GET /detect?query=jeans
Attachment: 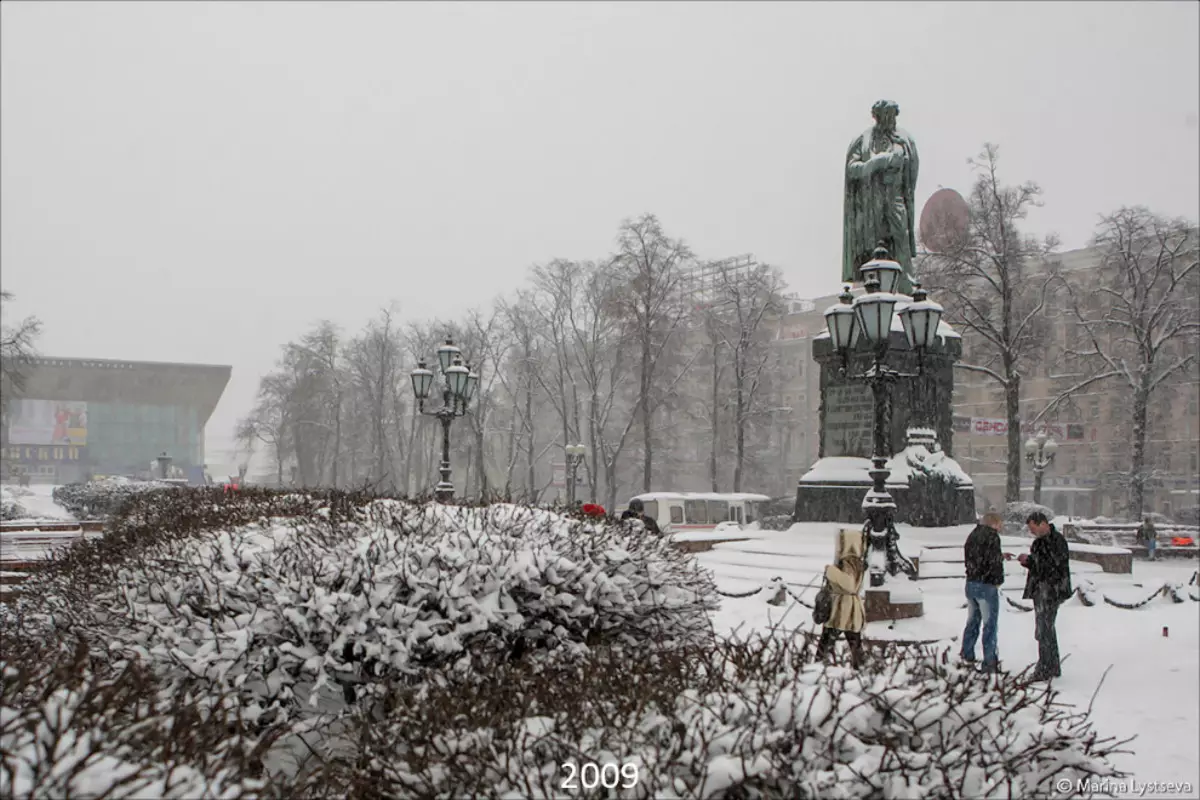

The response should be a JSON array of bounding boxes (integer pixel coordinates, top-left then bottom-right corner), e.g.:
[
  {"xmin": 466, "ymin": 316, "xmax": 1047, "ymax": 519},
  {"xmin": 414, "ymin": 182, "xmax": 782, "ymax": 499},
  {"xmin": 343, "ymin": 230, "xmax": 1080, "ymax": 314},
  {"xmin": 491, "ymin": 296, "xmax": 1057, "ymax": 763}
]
[
  {"xmin": 961, "ymin": 581, "xmax": 1000, "ymax": 665},
  {"xmin": 817, "ymin": 627, "xmax": 865, "ymax": 668},
  {"xmin": 1147, "ymin": 538, "xmax": 1157, "ymax": 560},
  {"xmin": 1033, "ymin": 591, "xmax": 1062, "ymax": 676}
]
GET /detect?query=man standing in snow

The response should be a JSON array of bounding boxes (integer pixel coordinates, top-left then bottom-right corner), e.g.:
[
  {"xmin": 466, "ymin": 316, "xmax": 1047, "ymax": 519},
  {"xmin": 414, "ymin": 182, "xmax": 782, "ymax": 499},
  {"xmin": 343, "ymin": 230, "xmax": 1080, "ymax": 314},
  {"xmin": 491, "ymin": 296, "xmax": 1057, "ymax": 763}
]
[
  {"xmin": 1018, "ymin": 511, "xmax": 1073, "ymax": 681},
  {"xmin": 961, "ymin": 512, "xmax": 1007, "ymax": 672},
  {"xmin": 1138, "ymin": 516, "xmax": 1158, "ymax": 561}
]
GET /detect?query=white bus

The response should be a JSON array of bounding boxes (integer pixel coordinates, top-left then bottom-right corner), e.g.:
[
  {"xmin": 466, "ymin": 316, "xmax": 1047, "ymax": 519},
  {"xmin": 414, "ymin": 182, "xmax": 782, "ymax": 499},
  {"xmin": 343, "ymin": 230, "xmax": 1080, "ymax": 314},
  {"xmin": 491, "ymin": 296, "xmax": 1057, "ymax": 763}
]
[{"xmin": 627, "ymin": 492, "xmax": 771, "ymax": 534}]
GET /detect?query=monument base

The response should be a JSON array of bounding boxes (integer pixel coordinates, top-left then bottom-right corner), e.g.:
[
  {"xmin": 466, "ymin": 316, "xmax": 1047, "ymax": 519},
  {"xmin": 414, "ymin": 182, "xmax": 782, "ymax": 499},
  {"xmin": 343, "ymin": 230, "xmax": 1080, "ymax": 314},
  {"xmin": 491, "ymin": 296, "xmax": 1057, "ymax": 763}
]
[
  {"xmin": 795, "ymin": 482, "xmax": 975, "ymax": 525},
  {"xmin": 865, "ymin": 586, "xmax": 924, "ymax": 623}
]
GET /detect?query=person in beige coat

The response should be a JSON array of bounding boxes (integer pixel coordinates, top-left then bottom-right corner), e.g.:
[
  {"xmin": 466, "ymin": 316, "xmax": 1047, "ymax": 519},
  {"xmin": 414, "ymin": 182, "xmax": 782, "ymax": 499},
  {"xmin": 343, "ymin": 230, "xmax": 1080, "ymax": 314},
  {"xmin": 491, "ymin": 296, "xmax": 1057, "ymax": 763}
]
[{"xmin": 815, "ymin": 527, "xmax": 867, "ymax": 667}]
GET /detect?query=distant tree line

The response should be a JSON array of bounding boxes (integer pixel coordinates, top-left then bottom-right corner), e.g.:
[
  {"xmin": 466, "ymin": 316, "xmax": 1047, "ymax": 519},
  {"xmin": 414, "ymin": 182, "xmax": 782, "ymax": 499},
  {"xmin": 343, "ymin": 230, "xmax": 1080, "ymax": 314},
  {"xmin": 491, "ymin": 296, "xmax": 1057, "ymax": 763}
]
[{"xmin": 236, "ymin": 213, "xmax": 788, "ymax": 511}]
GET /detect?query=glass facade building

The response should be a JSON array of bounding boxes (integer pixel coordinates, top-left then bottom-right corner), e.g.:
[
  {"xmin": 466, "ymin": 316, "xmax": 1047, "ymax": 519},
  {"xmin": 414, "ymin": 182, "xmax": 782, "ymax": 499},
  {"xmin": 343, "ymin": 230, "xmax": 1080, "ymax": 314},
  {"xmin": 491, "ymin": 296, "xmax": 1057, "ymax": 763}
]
[{"xmin": 1, "ymin": 357, "xmax": 230, "ymax": 484}]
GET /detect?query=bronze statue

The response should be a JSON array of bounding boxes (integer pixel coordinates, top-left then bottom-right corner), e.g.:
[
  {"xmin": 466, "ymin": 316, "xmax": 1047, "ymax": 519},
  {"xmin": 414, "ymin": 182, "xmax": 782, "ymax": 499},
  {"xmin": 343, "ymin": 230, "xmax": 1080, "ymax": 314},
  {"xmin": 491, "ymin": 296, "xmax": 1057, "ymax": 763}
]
[{"xmin": 843, "ymin": 100, "xmax": 919, "ymax": 294}]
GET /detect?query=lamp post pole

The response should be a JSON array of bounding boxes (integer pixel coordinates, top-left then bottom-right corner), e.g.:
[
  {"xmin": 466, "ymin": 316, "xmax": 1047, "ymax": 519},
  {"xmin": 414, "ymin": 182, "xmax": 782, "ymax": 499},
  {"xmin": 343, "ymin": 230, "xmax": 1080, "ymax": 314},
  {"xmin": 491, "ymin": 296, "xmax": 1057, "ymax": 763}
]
[
  {"xmin": 410, "ymin": 339, "xmax": 479, "ymax": 503},
  {"xmin": 1025, "ymin": 430, "xmax": 1058, "ymax": 506},
  {"xmin": 824, "ymin": 246, "xmax": 945, "ymax": 589},
  {"xmin": 565, "ymin": 444, "xmax": 586, "ymax": 506}
]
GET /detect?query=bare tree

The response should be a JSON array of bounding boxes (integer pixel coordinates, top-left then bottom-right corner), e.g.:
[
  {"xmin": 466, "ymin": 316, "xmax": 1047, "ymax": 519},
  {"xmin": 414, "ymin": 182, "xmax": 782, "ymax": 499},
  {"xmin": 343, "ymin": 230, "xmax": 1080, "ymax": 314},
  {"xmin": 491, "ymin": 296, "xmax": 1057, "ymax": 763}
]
[
  {"xmin": 1058, "ymin": 208, "xmax": 1199, "ymax": 520},
  {"xmin": 611, "ymin": 214, "xmax": 693, "ymax": 493},
  {"xmin": 0, "ymin": 291, "xmax": 42, "ymax": 403},
  {"xmin": 712, "ymin": 263, "xmax": 786, "ymax": 491},
  {"xmin": 922, "ymin": 144, "xmax": 1060, "ymax": 503},
  {"xmin": 235, "ymin": 372, "xmax": 292, "ymax": 486}
]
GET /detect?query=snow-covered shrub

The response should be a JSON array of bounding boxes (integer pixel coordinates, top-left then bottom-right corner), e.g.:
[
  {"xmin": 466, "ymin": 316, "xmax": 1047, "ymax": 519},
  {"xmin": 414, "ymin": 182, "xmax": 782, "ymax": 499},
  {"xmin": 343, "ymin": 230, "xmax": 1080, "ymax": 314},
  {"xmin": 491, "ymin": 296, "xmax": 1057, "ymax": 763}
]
[
  {"xmin": 286, "ymin": 632, "xmax": 1126, "ymax": 799},
  {"xmin": 1, "ymin": 642, "xmax": 284, "ymax": 799},
  {"xmin": 10, "ymin": 492, "xmax": 717, "ymax": 725},
  {"xmin": 759, "ymin": 514, "xmax": 794, "ymax": 531},
  {"xmin": 1, "ymin": 486, "xmax": 28, "ymax": 521},
  {"xmin": 51, "ymin": 477, "xmax": 173, "ymax": 519},
  {"xmin": 1002, "ymin": 502, "xmax": 1054, "ymax": 534}
]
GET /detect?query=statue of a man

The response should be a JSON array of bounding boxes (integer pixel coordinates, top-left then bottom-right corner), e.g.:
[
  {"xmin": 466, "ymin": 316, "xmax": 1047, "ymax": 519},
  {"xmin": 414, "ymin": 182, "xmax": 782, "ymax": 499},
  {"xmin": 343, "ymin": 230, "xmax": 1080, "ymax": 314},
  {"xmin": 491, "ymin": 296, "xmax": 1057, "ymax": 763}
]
[{"xmin": 843, "ymin": 100, "xmax": 919, "ymax": 294}]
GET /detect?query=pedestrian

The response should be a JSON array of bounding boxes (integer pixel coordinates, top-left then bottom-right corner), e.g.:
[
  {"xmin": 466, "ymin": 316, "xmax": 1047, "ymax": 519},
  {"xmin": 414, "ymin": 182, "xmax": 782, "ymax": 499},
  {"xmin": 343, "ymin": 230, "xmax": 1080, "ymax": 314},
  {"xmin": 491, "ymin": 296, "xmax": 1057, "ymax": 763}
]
[
  {"xmin": 961, "ymin": 512, "xmax": 1010, "ymax": 672},
  {"xmin": 1018, "ymin": 511, "xmax": 1073, "ymax": 681},
  {"xmin": 816, "ymin": 528, "xmax": 867, "ymax": 668},
  {"xmin": 1138, "ymin": 515, "xmax": 1158, "ymax": 561},
  {"xmin": 620, "ymin": 498, "xmax": 661, "ymax": 534}
]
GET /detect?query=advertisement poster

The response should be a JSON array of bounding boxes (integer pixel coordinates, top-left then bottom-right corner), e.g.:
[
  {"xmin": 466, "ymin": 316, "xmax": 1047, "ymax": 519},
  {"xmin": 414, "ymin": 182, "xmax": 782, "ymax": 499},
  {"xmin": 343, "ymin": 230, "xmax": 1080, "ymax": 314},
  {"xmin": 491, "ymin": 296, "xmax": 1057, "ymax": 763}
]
[{"xmin": 6, "ymin": 399, "xmax": 88, "ymax": 446}]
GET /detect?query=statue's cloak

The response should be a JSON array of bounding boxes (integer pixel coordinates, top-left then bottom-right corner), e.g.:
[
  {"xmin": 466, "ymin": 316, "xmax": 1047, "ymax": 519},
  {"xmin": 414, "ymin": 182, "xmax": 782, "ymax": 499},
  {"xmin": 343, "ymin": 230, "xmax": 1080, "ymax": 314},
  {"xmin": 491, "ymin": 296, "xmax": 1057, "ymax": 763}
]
[{"xmin": 842, "ymin": 126, "xmax": 919, "ymax": 293}]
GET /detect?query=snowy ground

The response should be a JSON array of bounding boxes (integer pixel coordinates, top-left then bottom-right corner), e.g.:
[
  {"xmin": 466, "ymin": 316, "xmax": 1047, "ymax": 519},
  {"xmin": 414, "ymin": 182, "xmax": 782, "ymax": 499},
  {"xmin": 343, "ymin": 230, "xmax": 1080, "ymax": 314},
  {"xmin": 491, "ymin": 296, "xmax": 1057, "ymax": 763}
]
[
  {"xmin": 698, "ymin": 523, "xmax": 1200, "ymax": 800},
  {"xmin": 0, "ymin": 484, "xmax": 76, "ymax": 522}
]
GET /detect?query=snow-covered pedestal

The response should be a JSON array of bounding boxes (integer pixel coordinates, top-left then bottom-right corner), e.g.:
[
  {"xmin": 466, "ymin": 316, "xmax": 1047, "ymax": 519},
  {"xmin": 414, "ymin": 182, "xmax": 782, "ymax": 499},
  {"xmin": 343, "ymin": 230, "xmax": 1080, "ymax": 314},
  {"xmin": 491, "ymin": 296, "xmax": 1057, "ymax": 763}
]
[{"xmin": 795, "ymin": 311, "xmax": 975, "ymax": 525}]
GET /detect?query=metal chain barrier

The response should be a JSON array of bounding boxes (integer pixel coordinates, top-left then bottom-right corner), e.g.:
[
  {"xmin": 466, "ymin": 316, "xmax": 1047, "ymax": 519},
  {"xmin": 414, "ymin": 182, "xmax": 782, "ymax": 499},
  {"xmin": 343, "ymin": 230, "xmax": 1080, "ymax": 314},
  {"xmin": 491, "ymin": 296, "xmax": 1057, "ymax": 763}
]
[
  {"xmin": 1008, "ymin": 583, "xmax": 1198, "ymax": 612},
  {"xmin": 715, "ymin": 576, "xmax": 817, "ymax": 608}
]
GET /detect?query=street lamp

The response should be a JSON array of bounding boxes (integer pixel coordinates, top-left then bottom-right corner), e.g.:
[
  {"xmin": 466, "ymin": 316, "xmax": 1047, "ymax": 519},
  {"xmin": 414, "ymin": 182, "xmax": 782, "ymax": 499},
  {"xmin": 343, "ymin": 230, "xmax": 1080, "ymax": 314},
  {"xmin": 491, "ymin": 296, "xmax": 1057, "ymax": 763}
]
[
  {"xmin": 1025, "ymin": 430, "xmax": 1058, "ymax": 506},
  {"xmin": 564, "ymin": 443, "xmax": 587, "ymax": 505},
  {"xmin": 410, "ymin": 338, "xmax": 477, "ymax": 502},
  {"xmin": 823, "ymin": 246, "xmax": 945, "ymax": 588}
]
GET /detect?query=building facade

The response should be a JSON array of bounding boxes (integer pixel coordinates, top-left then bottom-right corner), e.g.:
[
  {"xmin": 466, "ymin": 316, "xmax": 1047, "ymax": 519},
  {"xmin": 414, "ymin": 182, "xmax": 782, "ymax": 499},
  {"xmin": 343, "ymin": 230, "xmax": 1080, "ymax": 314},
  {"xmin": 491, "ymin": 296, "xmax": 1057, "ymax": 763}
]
[{"xmin": 1, "ymin": 356, "xmax": 231, "ymax": 484}]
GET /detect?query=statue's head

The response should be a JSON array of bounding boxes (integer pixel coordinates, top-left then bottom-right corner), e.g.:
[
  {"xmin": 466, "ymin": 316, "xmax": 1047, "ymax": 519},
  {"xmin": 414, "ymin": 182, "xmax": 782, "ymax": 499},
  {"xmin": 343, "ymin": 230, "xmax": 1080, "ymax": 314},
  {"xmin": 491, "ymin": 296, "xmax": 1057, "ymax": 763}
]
[{"xmin": 871, "ymin": 99, "xmax": 899, "ymax": 130}]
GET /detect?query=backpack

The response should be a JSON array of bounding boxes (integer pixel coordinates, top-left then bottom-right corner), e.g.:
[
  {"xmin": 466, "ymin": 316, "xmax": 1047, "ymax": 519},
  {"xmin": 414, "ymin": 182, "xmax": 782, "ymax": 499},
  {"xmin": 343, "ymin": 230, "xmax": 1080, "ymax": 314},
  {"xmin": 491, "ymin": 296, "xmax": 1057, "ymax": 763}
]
[{"xmin": 812, "ymin": 578, "xmax": 833, "ymax": 626}]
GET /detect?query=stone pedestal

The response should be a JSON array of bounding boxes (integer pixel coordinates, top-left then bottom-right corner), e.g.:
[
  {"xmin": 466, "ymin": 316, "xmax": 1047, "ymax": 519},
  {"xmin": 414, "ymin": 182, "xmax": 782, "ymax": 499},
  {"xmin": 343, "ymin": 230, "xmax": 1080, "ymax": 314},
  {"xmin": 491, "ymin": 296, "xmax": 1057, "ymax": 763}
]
[
  {"xmin": 794, "ymin": 318, "xmax": 976, "ymax": 525},
  {"xmin": 865, "ymin": 586, "xmax": 924, "ymax": 622}
]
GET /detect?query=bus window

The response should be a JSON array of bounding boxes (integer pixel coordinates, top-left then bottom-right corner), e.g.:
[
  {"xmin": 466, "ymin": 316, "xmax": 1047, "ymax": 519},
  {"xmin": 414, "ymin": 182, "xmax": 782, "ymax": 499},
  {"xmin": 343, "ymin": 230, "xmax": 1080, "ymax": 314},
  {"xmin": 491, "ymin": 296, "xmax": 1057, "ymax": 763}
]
[
  {"xmin": 642, "ymin": 500, "xmax": 659, "ymax": 521},
  {"xmin": 670, "ymin": 506, "xmax": 684, "ymax": 524},
  {"xmin": 708, "ymin": 500, "xmax": 729, "ymax": 523},
  {"xmin": 734, "ymin": 506, "xmax": 744, "ymax": 524},
  {"xmin": 684, "ymin": 500, "xmax": 709, "ymax": 524}
]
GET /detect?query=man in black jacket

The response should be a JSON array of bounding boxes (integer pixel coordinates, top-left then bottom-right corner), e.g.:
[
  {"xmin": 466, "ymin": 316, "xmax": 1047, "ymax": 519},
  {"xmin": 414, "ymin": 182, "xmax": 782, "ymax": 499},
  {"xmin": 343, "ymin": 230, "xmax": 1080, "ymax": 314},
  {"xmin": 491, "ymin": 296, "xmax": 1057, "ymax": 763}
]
[
  {"xmin": 961, "ymin": 512, "xmax": 1006, "ymax": 671},
  {"xmin": 1019, "ymin": 511, "xmax": 1073, "ymax": 681},
  {"xmin": 620, "ymin": 498, "xmax": 661, "ymax": 535}
]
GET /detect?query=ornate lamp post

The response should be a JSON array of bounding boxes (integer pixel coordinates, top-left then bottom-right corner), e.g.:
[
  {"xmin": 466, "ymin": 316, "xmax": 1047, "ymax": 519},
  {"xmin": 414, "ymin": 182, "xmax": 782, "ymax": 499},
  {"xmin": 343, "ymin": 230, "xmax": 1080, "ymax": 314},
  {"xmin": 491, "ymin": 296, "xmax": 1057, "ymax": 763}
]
[
  {"xmin": 564, "ymin": 443, "xmax": 586, "ymax": 505},
  {"xmin": 1025, "ymin": 430, "xmax": 1058, "ymax": 506},
  {"xmin": 410, "ymin": 338, "xmax": 479, "ymax": 502},
  {"xmin": 823, "ymin": 247, "xmax": 945, "ymax": 588}
]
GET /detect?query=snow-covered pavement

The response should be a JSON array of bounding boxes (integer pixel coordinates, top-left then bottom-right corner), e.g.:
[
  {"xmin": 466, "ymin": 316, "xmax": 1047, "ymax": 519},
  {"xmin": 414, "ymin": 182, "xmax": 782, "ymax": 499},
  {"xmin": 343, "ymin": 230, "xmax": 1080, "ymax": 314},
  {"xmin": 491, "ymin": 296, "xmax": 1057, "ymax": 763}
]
[{"xmin": 698, "ymin": 524, "xmax": 1200, "ymax": 800}]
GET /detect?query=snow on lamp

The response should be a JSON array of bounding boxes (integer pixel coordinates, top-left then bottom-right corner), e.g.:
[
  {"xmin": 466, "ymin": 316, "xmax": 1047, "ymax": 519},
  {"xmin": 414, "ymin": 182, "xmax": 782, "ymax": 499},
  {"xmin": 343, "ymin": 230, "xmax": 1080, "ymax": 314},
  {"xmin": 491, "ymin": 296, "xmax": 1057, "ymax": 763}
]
[
  {"xmin": 898, "ymin": 283, "xmax": 945, "ymax": 351},
  {"xmin": 464, "ymin": 364, "xmax": 480, "ymax": 404},
  {"xmin": 410, "ymin": 359, "xmax": 435, "ymax": 401},
  {"xmin": 859, "ymin": 246, "xmax": 903, "ymax": 295},
  {"xmin": 824, "ymin": 285, "xmax": 858, "ymax": 354},
  {"xmin": 853, "ymin": 289, "xmax": 898, "ymax": 346},
  {"xmin": 437, "ymin": 338, "xmax": 461, "ymax": 374},
  {"xmin": 445, "ymin": 355, "xmax": 470, "ymax": 399}
]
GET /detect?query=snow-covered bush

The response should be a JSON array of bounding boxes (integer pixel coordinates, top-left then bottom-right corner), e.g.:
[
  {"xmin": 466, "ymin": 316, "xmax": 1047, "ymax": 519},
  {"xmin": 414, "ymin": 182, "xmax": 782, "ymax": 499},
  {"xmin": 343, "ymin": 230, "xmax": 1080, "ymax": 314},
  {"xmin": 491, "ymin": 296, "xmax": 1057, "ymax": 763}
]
[
  {"xmin": 51, "ymin": 477, "xmax": 174, "ymax": 519},
  {"xmin": 1, "ymin": 642, "xmax": 283, "ymax": 799},
  {"xmin": 1002, "ymin": 502, "xmax": 1054, "ymax": 534},
  {"xmin": 286, "ymin": 632, "xmax": 1127, "ymax": 799},
  {"xmin": 1, "ymin": 486, "xmax": 28, "ymax": 521},
  {"xmin": 10, "ymin": 492, "xmax": 717, "ymax": 724}
]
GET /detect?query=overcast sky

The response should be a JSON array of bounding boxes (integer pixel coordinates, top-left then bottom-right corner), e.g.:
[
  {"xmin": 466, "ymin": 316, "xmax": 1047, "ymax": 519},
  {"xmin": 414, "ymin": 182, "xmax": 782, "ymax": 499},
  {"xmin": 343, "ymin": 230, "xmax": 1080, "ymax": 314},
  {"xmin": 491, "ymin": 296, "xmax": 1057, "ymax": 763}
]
[{"xmin": 3, "ymin": 1, "xmax": 1197, "ymax": 461}]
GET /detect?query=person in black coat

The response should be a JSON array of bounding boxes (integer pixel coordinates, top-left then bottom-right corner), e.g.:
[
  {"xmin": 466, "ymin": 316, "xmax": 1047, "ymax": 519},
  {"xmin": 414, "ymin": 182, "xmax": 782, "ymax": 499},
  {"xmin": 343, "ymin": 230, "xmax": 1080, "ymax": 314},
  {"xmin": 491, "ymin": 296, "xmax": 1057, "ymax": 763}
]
[
  {"xmin": 960, "ymin": 512, "xmax": 1008, "ymax": 671},
  {"xmin": 1019, "ymin": 511, "xmax": 1073, "ymax": 681},
  {"xmin": 620, "ymin": 498, "xmax": 661, "ymax": 535}
]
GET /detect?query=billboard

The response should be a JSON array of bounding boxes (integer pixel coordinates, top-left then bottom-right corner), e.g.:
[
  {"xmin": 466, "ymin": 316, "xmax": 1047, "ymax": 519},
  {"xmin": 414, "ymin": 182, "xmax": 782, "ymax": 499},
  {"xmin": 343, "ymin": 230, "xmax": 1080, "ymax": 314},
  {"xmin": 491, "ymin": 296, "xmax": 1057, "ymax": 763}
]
[{"xmin": 5, "ymin": 399, "xmax": 88, "ymax": 445}]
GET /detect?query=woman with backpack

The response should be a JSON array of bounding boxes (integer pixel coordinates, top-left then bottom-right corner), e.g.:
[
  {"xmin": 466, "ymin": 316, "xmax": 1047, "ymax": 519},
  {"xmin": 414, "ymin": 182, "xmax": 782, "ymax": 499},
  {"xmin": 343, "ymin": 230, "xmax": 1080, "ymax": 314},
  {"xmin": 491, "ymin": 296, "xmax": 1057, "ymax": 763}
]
[{"xmin": 814, "ymin": 527, "xmax": 868, "ymax": 668}]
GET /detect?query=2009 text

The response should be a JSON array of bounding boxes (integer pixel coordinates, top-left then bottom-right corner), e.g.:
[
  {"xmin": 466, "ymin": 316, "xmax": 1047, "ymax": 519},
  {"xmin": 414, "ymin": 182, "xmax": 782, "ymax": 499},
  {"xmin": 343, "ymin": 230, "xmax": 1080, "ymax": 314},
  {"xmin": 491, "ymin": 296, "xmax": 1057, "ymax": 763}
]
[{"xmin": 560, "ymin": 761, "xmax": 639, "ymax": 790}]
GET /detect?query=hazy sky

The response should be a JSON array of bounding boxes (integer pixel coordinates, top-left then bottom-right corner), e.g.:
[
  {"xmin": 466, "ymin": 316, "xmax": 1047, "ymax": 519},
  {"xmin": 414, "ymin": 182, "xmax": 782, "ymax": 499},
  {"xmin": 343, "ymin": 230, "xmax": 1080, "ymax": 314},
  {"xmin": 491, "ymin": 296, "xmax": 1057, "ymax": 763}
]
[{"xmin": 3, "ymin": 1, "xmax": 1198, "ymax": 461}]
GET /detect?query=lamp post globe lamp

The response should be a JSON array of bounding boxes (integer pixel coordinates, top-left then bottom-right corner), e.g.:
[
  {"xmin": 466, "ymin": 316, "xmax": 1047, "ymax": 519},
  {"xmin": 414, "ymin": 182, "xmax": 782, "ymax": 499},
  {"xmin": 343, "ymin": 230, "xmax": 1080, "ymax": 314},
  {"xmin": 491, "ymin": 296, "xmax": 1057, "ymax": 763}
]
[{"xmin": 411, "ymin": 341, "xmax": 475, "ymax": 503}]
